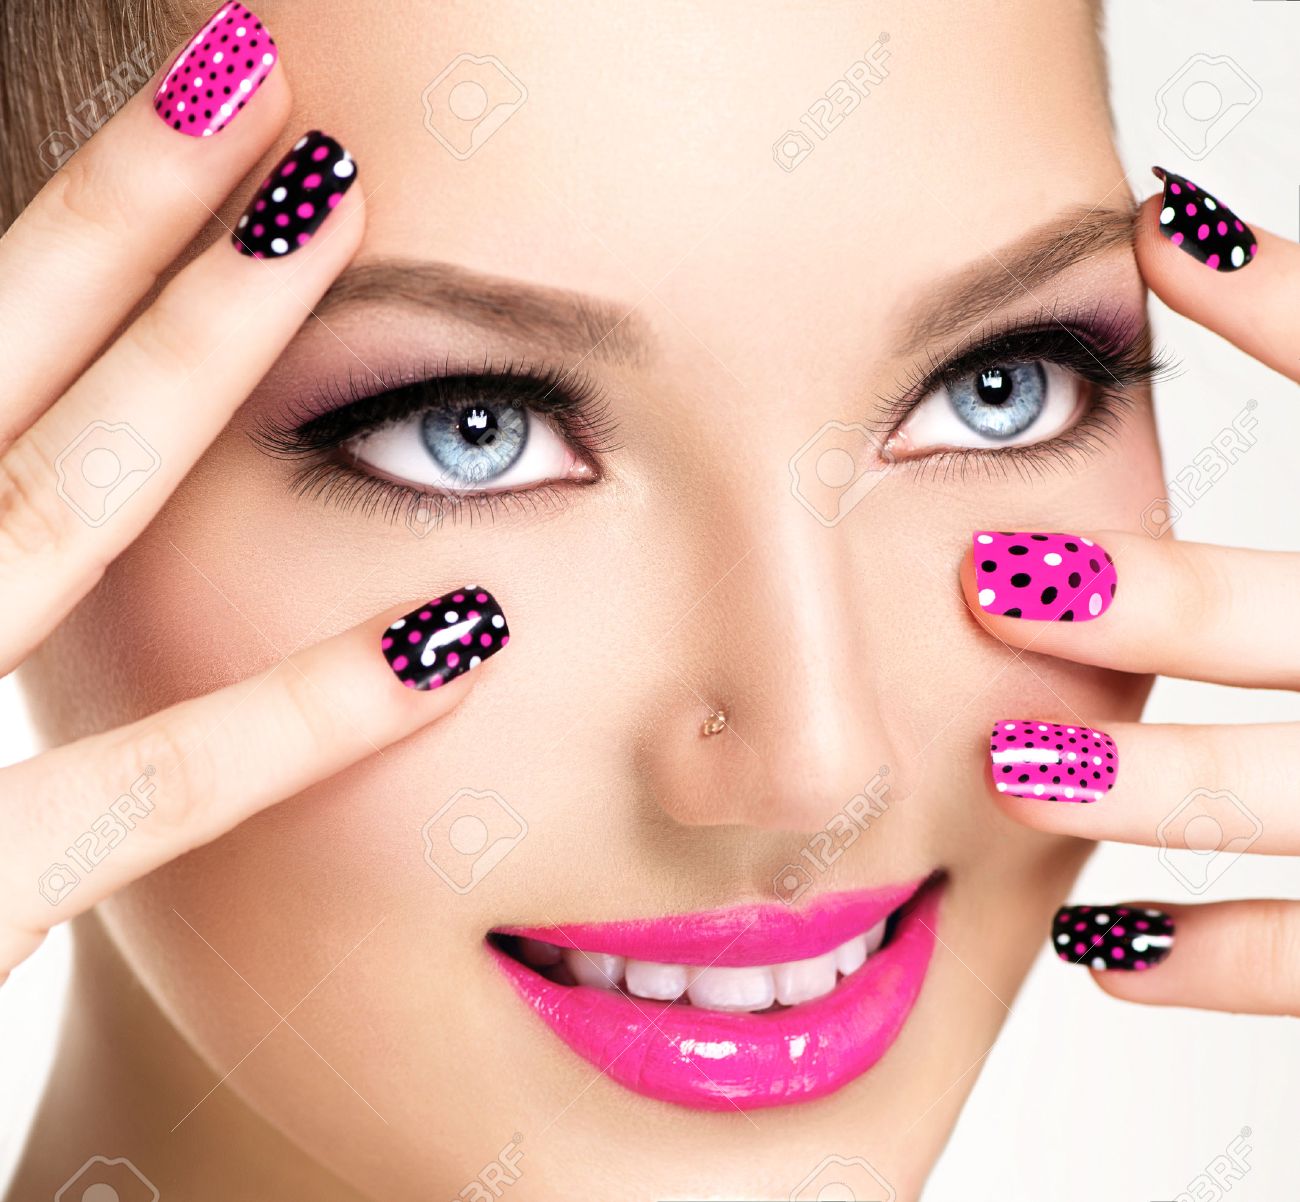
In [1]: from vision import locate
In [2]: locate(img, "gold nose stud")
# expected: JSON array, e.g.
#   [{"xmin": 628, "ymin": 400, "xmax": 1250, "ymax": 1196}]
[{"xmin": 701, "ymin": 709, "xmax": 728, "ymax": 737}]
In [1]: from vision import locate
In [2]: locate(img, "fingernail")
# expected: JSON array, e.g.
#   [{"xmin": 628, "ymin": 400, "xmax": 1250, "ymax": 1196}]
[
  {"xmin": 973, "ymin": 532, "xmax": 1116, "ymax": 621},
  {"xmin": 232, "ymin": 132, "xmax": 356, "ymax": 258},
  {"xmin": 1052, "ymin": 905, "xmax": 1174, "ymax": 971},
  {"xmin": 154, "ymin": 3, "xmax": 277, "ymax": 137},
  {"xmin": 382, "ymin": 588, "xmax": 509, "ymax": 690},
  {"xmin": 1152, "ymin": 166, "xmax": 1256, "ymax": 272},
  {"xmin": 989, "ymin": 720, "xmax": 1118, "ymax": 803}
]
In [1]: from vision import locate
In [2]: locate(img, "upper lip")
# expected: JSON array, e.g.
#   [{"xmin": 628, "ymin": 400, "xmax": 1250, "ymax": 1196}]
[{"xmin": 493, "ymin": 877, "xmax": 924, "ymax": 966}]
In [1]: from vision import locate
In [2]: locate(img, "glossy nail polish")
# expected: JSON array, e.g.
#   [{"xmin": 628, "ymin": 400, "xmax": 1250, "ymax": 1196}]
[
  {"xmin": 232, "ymin": 132, "xmax": 356, "ymax": 257},
  {"xmin": 154, "ymin": 3, "xmax": 276, "ymax": 137},
  {"xmin": 1053, "ymin": 905, "xmax": 1174, "ymax": 971},
  {"xmin": 1153, "ymin": 167, "xmax": 1256, "ymax": 272},
  {"xmin": 382, "ymin": 588, "xmax": 509, "ymax": 690},
  {"xmin": 973, "ymin": 531, "xmax": 1116, "ymax": 621},
  {"xmin": 989, "ymin": 720, "xmax": 1118, "ymax": 803}
]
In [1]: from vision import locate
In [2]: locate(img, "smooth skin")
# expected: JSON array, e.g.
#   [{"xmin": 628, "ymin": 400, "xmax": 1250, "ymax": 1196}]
[{"xmin": 965, "ymin": 198, "xmax": 1300, "ymax": 1017}]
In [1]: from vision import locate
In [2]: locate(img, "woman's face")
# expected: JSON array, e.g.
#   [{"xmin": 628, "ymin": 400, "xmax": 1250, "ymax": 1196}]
[{"xmin": 25, "ymin": 0, "xmax": 1159, "ymax": 1197}]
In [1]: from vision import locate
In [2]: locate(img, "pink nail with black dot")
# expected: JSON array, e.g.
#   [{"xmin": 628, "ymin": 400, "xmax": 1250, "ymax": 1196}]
[
  {"xmin": 232, "ymin": 131, "xmax": 356, "ymax": 258},
  {"xmin": 382, "ymin": 588, "xmax": 509, "ymax": 690},
  {"xmin": 989, "ymin": 720, "xmax": 1118, "ymax": 804},
  {"xmin": 1152, "ymin": 167, "xmax": 1256, "ymax": 272},
  {"xmin": 154, "ymin": 3, "xmax": 276, "ymax": 137},
  {"xmin": 973, "ymin": 532, "xmax": 1116, "ymax": 621}
]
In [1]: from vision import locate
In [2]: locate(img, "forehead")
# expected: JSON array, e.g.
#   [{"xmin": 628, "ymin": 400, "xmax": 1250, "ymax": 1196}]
[{"xmin": 269, "ymin": 1, "xmax": 1114, "ymax": 339}]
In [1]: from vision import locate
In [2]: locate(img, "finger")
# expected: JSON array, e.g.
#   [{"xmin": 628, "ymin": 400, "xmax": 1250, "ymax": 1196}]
[
  {"xmin": 1, "ymin": 590, "xmax": 511, "ymax": 974},
  {"xmin": 0, "ymin": 131, "xmax": 363, "ymax": 673},
  {"xmin": 0, "ymin": 3, "xmax": 290, "ymax": 438},
  {"xmin": 962, "ymin": 529, "xmax": 1300, "ymax": 688},
  {"xmin": 1136, "ymin": 167, "xmax": 1298, "ymax": 382},
  {"xmin": 1052, "ymin": 899, "xmax": 1300, "ymax": 1016},
  {"xmin": 986, "ymin": 718, "xmax": 1291, "ymax": 855}
]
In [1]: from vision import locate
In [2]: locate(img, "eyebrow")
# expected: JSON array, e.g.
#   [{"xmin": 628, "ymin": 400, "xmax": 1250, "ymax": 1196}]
[
  {"xmin": 315, "ymin": 259, "xmax": 649, "ymax": 367},
  {"xmin": 898, "ymin": 205, "xmax": 1138, "ymax": 354}
]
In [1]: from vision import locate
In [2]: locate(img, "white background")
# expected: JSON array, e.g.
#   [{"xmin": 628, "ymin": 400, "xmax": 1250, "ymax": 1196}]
[{"xmin": 2, "ymin": 2, "xmax": 1298, "ymax": 1198}]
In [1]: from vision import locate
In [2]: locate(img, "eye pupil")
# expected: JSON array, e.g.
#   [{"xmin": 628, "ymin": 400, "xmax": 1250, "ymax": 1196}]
[
  {"xmin": 976, "ymin": 367, "xmax": 1012, "ymax": 405},
  {"xmin": 459, "ymin": 406, "xmax": 500, "ymax": 447}
]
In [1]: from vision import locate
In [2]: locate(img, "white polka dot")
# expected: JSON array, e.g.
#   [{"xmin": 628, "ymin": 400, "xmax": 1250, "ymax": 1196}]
[
  {"xmin": 236, "ymin": 25, "xmax": 247, "ymax": 36},
  {"xmin": 1066, "ymin": 752, "xmax": 1077, "ymax": 760},
  {"xmin": 978, "ymin": 588, "xmax": 996, "ymax": 607},
  {"xmin": 333, "ymin": 157, "xmax": 355, "ymax": 179},
  {"xmin": 1043, "ymin": 552, "xmax": 1062, "ymax": 566},
  {"xmin": 1145, "ymin": 908, "xmax": 1160, "ymax": 916},
  {"xmin": 202, "ymin": 128, "xmax": 214, "ymax": 137},
  {"xmin": 262, "ymin": 52, "xmax": 274, "ymax": 65},
  {"xmin": 220, "ymin": 103, "xmax": 233, "ymax": 116},
  {"xmin": 1204, "ymin": 196, "xmax": 1217, "ymax": 210},
  {"xmin": 1067, "ymin": 727, "xmax": 1076, "ymax": 734},
  {"xmin": 271, "ymin": 186, "xmax": 287, "ymax": 202},
  {"xmin": 1003, "ymin": 722, "xmax": 1016, "ymax": 730},
  {"xmin": 239, "ymin": 78, "xmax": 253, "ymax": 93},
  {"xmin": 237, "ymin": 215, "xmax": 248, "ymax": 228},
  {"xmin": 1081, "ymin": 537, "xmax": 1094, "ymax": 546},
  {"xmin": 1159, "ymin": 206, "xmax": 1174, "ymax": 225},
  {"xmin": 1037, "ymin": 724, "xmax": 1048, "ymax": 731},
  {"xmin": 390, "ymin": 618, "xmax": 406, "ymax": 629},
  {"xmin": 1064, "ymin": 788, "xmax": 1075, "ymax": 799},
  {"xmin": 1093, "ymin": 756, "xmax": 1102, "ymax": 765},
  {"xmin": 976, "ymin": 534, "xmax": 994, "ymax": 544},
  {"xmin": 1033, "ymin": 784, "xmax": 1045, "ymax": 795},
  {"xmin": 995, "ymin": 782, "xmax": 1007, "ymax": 792},
  {"xmin": 444, "ymin": 610, "xmax": 459, "ymax": 622},
  {"xmin": 191, "ymin": 74, "xmax": 204, "ymax": 87},
  {"xmin": 294, "ymin": 135, "xmax": 308, "ymax": 149},
  {"xmin": 491, "ymin": 615, "xmax": 504, "ymax": 628},
  {"xmin": 214, "ymin": 51, "xmax": 224, "ymax": 63},
  {"xmin": 1088, "ymin": 593, "xmax": 1103, "ymax": 616},
  {"xmin": 270, "ymin": 237, "xmax": 289, "ymax": 254},
  {"xmin": 1091, "ymin": 957, "xmax": 1106, "ymax": 970},
  {"xmin": 1056, "ymin": 933, "xmax": 1069, "ymax": 944},
  {"xmin": 1095, "ymin": 913, "xmax": 1110, "ymax": 924},
  {"xmin": 1132, "ymin": 936, "xmax": 1150, "ymax": 953},
  {"xmin": 470, "ymin": 656, "xmax": 482, "ymax": 668},
  {"xmin": 176, "ymin": 101, "xmax": 186, "ymax": 111},
  {"xmin": 1231, "ymin": 245, "xmax": 1245, "ymax": 267}
]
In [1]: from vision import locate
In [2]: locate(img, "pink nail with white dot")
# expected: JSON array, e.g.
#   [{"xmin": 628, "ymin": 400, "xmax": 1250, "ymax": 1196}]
[
  {"xmin": 972, "ymin": 531, "xmax": 1116, "ymax": 621},
  {"xmin": 154, "ymin": 3, "xmax": 277, "ymax": 137},
  {"xmin": 989, "ymin": 720, "xmax": 1118, "ymax": 804}
]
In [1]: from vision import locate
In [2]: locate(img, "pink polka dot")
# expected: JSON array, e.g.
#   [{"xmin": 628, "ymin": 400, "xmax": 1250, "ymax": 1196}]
[
  {"xmin": 1135, "ymin": 920, "xmax": 1149, "ymax": 930},
  {"xmin": 1112, "ymin": 926, "xmax": 1125, "ymax": 936},
  {"xmin": 252, "ymin": 223, "xmax": 264, "ymax": 236},
  {"xmin": 1216, "ymin": 220, "xmax": 1227, "ymax": 236},
  {"xmin": 1250, "ymin": 243, "xmax": 1257, "ymax": 255},
  {"xmin": 1205, "ymin": 254, "xmax": 1220, "ymax": 269},
  {"xmin": 431, "ymin": 597, "xmax": 442, "ymax": 606},
  {"xmin": 446, "ymin": 653, "xmax": 460, "ymax": 668},
  {"xmin": 403, "ymin": 679, "xmax": 416, "ymax": 688},
  {"xmin": 453, "ymin": 593, "xmax": 465, "ymax": 602},
  {"xmin": 419, "ymin": 611, "xmax": 432, "ymax": 620},
  {"xmin": 392, "ymin": 655, "xmax": 408, "ymax": 670},
  {"xmin": 408, "ymin": 630, "xmax": 421, "ymax": 644},
  {"xmin": 501, "ymin": 635, "xmax": 509, "ymax": 646},
  {"xmin": 1170, "ymin": 232, "xmax": 1184, "ymax": 246},
  {"xmin": 254, "ymin": 199, "xmax": 266, "ymax": 211},
  {"xmin": 480, "ymin": 634, "xmax": 493, "ymax": 647},
  {"xmin": 303, "ymin": 172, "xmax": 323, "ymax": 189},
  {"xmin": 1074, "ymin": 942, "xmax": 1085, "ymax": 954},
  {"xmin": 1134, "ymin": 960, "xmax": 1148, "ymax": 970},
  {"xmin": 312, "ymin": 145, "xmax": 330, "ymax": 161},
  {"xmin": 1111, "ymin": 947, "xmax": 1125, "ymax": 959},
  {"xmin": 1234, "ymin": 219, "xmax": 1244, "ymax": 231},
  {"xmin": 296, "ymin": 232, "xmax": 311, "ymax": 246},
  {"xmin": 280, "ymin": 159, "xmax": 297, "ymax": 176},
  {"xmin": 430, "ymin": 675, "xmax": 444, "ymax": 689},
  {"xmin": 476, "ymin": 592, "xmax": 488, "ymax": 602},
  {"xmin": 1196, "ymin": 223, "xmax": 1209, "ymax": 240},
  {"xmin": 1090, "ymin": 934, "xmax": 1102, "ymax": 946},
  {"xmin": 460, "ymin": 634, "xmax": 473, "ymax": 645},
  {"xmin": 297, "ymin": 202, "xmax": 315, "ymax": 219},
  {"xmin": 1170, "ymin": 182, "xmax": 1181, "ymax": 194},
  {"xmin": 327, "ymin": 192, "xmax": 343, "ymax": 209},
  {"xmin": 274, "ymin": 213, "xmax": 289, "ymax": 226},
  {"xmin": 1185, "ymin": 202, "xmax": 1197, "ymax": 216},
  {"xmin": 381, "ymin": 637, "xmax": 393, "ymax": 650},
  {"xmin": 467, "ymin": 610, "xmax": 480, "ymax": 621}
]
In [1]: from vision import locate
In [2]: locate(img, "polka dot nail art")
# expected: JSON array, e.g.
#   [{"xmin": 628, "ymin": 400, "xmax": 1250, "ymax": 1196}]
[
  {"xmin": 989, "ymin": 720, "xmax": 1118, "ymax": 804},
  {"xmin": 153, "ymin": 4, "xmax": 276, "ymax": 137},
  {"xmin": 382, "ymin": 588, "xmax": 509, "ymax": 690},
  {"xmin": 973, "ymin": 531, "xmax": 1116, "ymax": 621},
  {"xmin": 1053, "ymin": 905, "xmax": 1174, "ymax": 972},
  {"xmin": 1153, "ymin": 167, "xmax": 1256, "ymax": 272},
  {"xmin": 232, "ymin": 131, "xmax": 356, "ymax": 258}
]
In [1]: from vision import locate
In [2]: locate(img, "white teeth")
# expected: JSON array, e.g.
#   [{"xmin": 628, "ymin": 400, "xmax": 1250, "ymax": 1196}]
[
  {"xmin": 625, "ymin": 960, "xmax": 690, "ymax": 1001},
  {"xmin": 564, "ymin": 949, "xmax": 624, "ymax": 989},
  {"xmin": 834, "ymin": 933, "xmax": 869, "ymax": 977},
  {"xmin": 687, "ymin": 965, "xmax": 776, "ymax": 1012},
  {"xmin": 863, "ymin": 918, "xmax": 888, "ymax": 954},
  {"xmin": 518, "ymin": 938, "xmax": 562, "ymax": 967},
  {"xmin": 773, "ymin": 951, "xmax": 838, "ymax": 1006}
]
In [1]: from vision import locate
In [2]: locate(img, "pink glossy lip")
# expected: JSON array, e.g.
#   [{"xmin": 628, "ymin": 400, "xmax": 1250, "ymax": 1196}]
[{"xmin": 489, "ymin": 876, "xmax": 942, "ymax": 1110}]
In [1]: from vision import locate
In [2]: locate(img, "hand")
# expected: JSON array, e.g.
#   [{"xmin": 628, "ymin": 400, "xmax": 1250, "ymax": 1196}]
[
  {"xmin": 0, "ymin": 25, "xmax": 505, "ymax": 982},
  {"xmin": 964, "ymin": 166, "xmax": 1300, "ymax": 1014}
]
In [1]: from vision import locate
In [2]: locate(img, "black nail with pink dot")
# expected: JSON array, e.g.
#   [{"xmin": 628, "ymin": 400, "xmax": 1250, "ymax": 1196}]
[
  {"xmin": 381, "ymin": 588, "xmax": 509, "ymax": 690},
  {"xmin": 232, "ymin": 131, "xmax": 356, "ymax": 258},
  {"xmin": 1053, "ymin": 904, "xmax": 1174, "ymax": 972},
  {"xmin": 1153, "ymin": 167, "xmax": 1256, "ymax": 272}
]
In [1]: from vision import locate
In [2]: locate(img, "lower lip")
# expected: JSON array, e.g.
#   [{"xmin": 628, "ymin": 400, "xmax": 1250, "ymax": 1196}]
[{"xmin": 488, "ymin": 879, "xmax": 942, "ymax": 1111}]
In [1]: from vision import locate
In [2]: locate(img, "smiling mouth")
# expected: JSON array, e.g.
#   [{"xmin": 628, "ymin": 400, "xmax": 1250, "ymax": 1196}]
[{"xmin": 487, "ymin": 874, "xmax": 944, "ymax": 1110}]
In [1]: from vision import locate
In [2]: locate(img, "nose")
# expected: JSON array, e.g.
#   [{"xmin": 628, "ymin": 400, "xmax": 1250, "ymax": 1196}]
[{"xmin": 635, "ymin": 499, "xmax": 901, "ymax": 834}]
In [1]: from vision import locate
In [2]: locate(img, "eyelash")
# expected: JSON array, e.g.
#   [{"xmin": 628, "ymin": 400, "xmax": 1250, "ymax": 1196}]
[
  {"xmin": 872, "ymin": 305, "xmax": 1173, "ymax": 484},
  {"xmin": 254, "ymin": 358, "xmax": 620, "ymax": 527},
  {"xmin": 256, "ymin": 309, "xmax": 1171, "ymax": 524}
]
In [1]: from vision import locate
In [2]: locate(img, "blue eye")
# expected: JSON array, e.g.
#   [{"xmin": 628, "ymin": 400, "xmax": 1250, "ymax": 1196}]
[
  {"xmin": 893, "ymin": 359, "xmax": 1082, "ymax": 454},
  {"xmin": 948, "ymin": 363, "xmax": 1045, "ymax": 439},
  {"xmin": 420, "ymin": 403, "xmax": 529, "ymax": 486}
]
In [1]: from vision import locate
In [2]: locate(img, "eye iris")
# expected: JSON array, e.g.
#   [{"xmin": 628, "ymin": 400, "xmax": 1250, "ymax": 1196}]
[
  {"xmin": 421, "ymin": 403, "xmax": 527, "ymax": 485},
  {"xmin": 950, "ymin": 362, "xmax": 1045, "ymax": 440}
]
